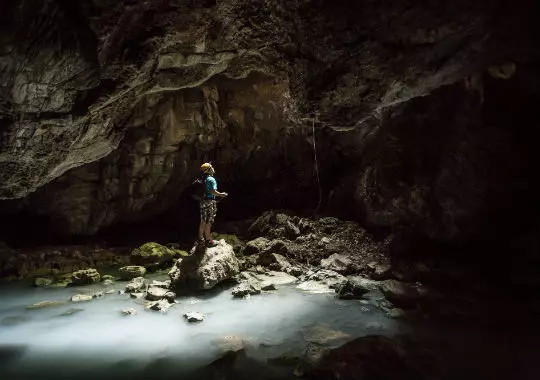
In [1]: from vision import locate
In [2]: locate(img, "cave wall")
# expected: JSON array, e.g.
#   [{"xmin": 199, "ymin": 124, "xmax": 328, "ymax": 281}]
[{"xmin": 0, "ymin": 0, "xmax": 538, "ymax": 243}]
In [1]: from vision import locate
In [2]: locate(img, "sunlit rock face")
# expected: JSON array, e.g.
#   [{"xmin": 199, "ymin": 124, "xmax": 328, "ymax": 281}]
[{"xmin": 0, "ymin": 0, "xmax": 538, "ymax": 238}]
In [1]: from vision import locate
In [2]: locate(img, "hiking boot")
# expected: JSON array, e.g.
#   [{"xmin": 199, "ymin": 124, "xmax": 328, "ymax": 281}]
[{"xmin": 205, "ymin": 239, "xmax": 218, "ymax": 248}]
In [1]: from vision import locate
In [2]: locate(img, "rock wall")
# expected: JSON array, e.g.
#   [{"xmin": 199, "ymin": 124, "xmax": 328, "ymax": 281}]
[{"xmin": 1, "ymin": 0, "xmax": 538, "ymax": 242}]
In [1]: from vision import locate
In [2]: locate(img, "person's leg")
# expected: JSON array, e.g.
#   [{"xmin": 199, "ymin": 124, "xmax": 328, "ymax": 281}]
[
  {"xmin": 204, "ymin": 222, "xmax": 212, "ymax": 240},
  {"xmin": 198, "ymin": 219, "xmax": 206, "ymax": 240}
]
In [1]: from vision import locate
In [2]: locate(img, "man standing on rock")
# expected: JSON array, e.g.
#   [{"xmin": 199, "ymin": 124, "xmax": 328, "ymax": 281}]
[{"xmin": 198, "ymin": 163, "xmax": 228, "ymax": 247}]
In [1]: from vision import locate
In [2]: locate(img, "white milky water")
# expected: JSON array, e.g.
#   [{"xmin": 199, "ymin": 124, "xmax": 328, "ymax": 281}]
[{"xmin": 0, "ymin": 273, "xmax": 403, "ymax": 380}]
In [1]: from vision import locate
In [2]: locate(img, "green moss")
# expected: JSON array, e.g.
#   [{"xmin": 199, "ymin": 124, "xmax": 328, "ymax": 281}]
[
  {"xmin": 211, "ymin": 233, "xmax": 243, "ymax": 249},
  {"xmin": 172, "ymin": 250, "xmax": 189, "ymax": 258}
]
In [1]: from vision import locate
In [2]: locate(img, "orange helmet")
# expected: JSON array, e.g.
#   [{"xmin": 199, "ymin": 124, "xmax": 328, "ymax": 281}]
[{"xmin": 200, "ymin": 162, "xmax": 214, "ymax": 174}]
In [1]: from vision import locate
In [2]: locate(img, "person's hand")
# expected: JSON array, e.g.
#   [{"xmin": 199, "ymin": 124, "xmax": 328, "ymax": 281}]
[{"xmin": 221, "ymin": 192, "xmax": 228, "ymax": 198}]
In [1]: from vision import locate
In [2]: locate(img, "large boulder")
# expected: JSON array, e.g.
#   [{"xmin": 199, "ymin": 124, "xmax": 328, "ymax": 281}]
[
  {"xmin": 130, "ymin": 242, "xmax": 187, "ymax": 269},
  {"xmin": 118, "ymin": 266, "xmax": 146, "ymax": 280},
  {"xmin": 170, "ymin": 240, "xmax": 239, "ymax": 291},
  {"xmin": 71, "ymin": 269, "xmax": 100, "ymax": 285},
  {"xmin": 297, "ymin": 270, "xmax": 347, "ymax": 293},
  {"xmin": 335, "ymin": 277, "xmax": 379, "ymax": 299},
  {"xmin": 242, "ymin": 237, "xmax": 270, "ymax": 255},
  {"xmin": 380, "ymin": 280, "xmax": 420, "ymax": 308},
  {"xmin": 248, "ymin": 211, "xmax": 301, "ymax": 240},
  {"xmin": 320, "ymin": 253, "xmax": 356, "ymax": 275},
  {"xmin": 125, "ymin": 277, "xmax": 146, "ymax": 292}
]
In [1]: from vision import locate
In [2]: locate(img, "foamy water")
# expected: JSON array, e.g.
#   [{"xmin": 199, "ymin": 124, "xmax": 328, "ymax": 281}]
[{"xmin": 0, "ymin": 273, "xmax": 402, "ymax": 379}]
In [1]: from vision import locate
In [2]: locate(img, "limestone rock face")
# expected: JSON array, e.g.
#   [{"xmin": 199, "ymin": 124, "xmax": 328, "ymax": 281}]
[
  {"xmin": 171, "ymin": 240, "xmax": 239, "ymax": 292},
  {"xmin": 0, "ymin": 0, "xmax": 535, "ymax": 240}
]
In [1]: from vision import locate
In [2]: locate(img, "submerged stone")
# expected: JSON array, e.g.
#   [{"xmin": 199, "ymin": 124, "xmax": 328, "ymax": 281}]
[
  {"xmin": 57, "ymin": 308, "xmax": 84, "ymax": 317},
  {"xmin": 71, "ymin": 294, "xmax": 93, "ymax": 302},
  {"xmin": 184, "ymin": 311, "xmax": 204, "ymax": 322},
  {"xmin": 27, "ymin": 300, "xmax": 66, "ymax": 309}
]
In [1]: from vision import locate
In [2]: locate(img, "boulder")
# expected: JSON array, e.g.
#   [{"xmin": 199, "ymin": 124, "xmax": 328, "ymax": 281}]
[
  {"xmin": 368, "ymin": 262, "xmax": 392, "ymax": 280},
  {"xmin": 171, "ymin": 240, "xmax": 239, "ymax": 291},
  {"xmin": 320, "ymin": 253, "xmax": 355, "ymax": 275},
  {"xmin": 297, "ymin": 270, "xmax": 347, "ymax": 293},
  {"xmin": 335, "ymin": 277, "xmax": 379, "ymax": 299},
  {"xmin": 125, "ymin": 277, "xmax": 146, "ymax": 292},
  {"xmin": 247, "ymin": 211, "xmax": 300, "ymax": 240},
  {"xmin": 164, "ymin": 291, "xmax": 176, "ymax": 303},
  {"xmin": 231, "ymin": 281, "xmax": 261, "ymax": 298},
  {"xmin": 71, "ymin": 294, "xmax": 93, "ymax": 302},
  {"xmin": 184, "ymin": 311, "xmax": 205, "ymax": 322},
  {"xmin": 260, "ymin": 281, "xmax": 276, "ymax": 291},
  {"xmin": 102, "ymin": 279, "xmax": 115, "ymax": 286},
  {"xmin": 257, "ymin": 252, "xmax": 291, "ymax": 271},
  {"xmin": 71, "ymin": 269, "xmax": 101, "ymax": 285},
  {"xmin": 131, "ymin": 242, "xmax": 186, "ymax": 269},
  {"xmin": 118, "ymin": 266, "xmax": 146, "ymax": 280},
  {"xmin": 380, "ymin": 280, "xmax": 420, "ymax": 308},
  {"xmin": 33, "ymin": 277, "xmax": 53, "ymax": 287},
  {"xmin": 146, "ymin": 286, "xmax": 168, "ymax": 301},
  {"xmin": 211, "ymin": 233, "xmax": 243, "ymax": 253},
  {"xmin": 146, "ymin": 299, "xmax": 172, "ymax": 312},
  {"xmin": 242, "ymin": 237, "xmax": 270, "ymax": 255},
  {"xmin": 150, "ymin": 280, "xmax": 170, "ymax": 289}
]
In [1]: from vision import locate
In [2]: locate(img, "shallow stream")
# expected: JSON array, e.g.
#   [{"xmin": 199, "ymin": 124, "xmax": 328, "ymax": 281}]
[{"xmin": 0, "ymin": 273, "xmax": 404, "ymax": 380}]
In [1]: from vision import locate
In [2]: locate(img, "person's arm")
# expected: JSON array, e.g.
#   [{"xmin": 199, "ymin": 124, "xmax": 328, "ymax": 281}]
[{"xmin": 212, "ymin": 189, "xmax": 228, "ymax": 197}]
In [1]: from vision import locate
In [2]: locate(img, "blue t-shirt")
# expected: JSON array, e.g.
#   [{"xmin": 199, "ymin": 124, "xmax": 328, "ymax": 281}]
[{"xmin": 205, "ymin": 176, "xmax": 217, "ymax": 199}]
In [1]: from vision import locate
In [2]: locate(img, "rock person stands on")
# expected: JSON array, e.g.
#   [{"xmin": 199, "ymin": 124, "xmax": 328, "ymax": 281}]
[{"xmin": 198, "ymin": 163, "xmax": 228, "ymax": 247}]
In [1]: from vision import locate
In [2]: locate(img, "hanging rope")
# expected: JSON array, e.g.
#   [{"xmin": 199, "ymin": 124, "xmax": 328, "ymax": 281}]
[{"xmin": 312, "ymin": 117, "xmax": 322, "ymax": 215}]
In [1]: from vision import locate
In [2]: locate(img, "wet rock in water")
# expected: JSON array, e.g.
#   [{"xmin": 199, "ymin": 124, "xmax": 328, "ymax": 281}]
[
  {"xmin": 130, "ymin": 292, "xmax": 144, "ymax": 299},
  {"xmin": 150, "ymin": 280, "xmax": 170, "ymax": 289},
  {"xmin": 118, "ymin": 290, "xmax": 125, "ymax": 295},
  {"xmin": 101, "ymin": 275, "xmax": 115, "ymax": 282},
  {"xmin": 368, "ymin": 262, "xmax": 392, "ymax": 280},
  {"xmin": 320, "ymin": 254, "xmax": 356, "ymax": 275},
  {"xmin": 27, "ymin": 300, "xmax": 66, "ymax": 309},
  {"xmin": 307, "ymin": 335, "xmax": 428, "ymax": 380},
  {"xmin": 102, "ymin": 279, "xmax": 115, "ymax": 286},
  {"xmin": 184, "ymin": 311, "xmax": 204, "ymax": 322},
  {"xmin": 57, "ymin": 308, "xmax": 84, "ymax": 317},
  {"xmin": 121, "ymin": 308, "xmax": 137, "ymax": 316},
  {"xmin": 242, "ymin": 237, "xmax": 270, "ymax": 255},
  {"xmin": 335, "ymin": 277, "xmax": 378, "ymax": 299},
  {"xmin": 2, "ymin": 316, "xmax": 28, "ymax": 325},
  {"xmin": 71, "ymin": 294, "xmax": 93, "ymax": 302},
  {"xmin": 125, "ymin": 277, "xmax": 146, "ymax": 292},
  {"xmin": 164, "ymin": 291, "xmax": 176, "ymax": 303},
  {"xmin": 118, "ymin": 266, "xmax": 146, "ymax": 280},
  {"xmin": 388, "ymin": 308, "xmax": 406, "ymax": 319},
  {"xmin": 297, "ymin": 270, "xmax": 347, "ymax": 293},
  {"xmin": 380, "ymin": 279, "xmax": 420, "ymax": 308},
  {"xmin": 131, "ymin": 242, "xmax": 183, "ymax": 269},
  {"xmin": 231, "ymin": 281, "xmax": 261, "ymax": 298},
  {"xmin": 171, "ymin": 240, "xmax": 239, "ymax": 291},
  {"xmin": 105, "ymin": 289, "xmax": 116, "ymax": 294},
  {"xmin": 33, "ymin": 277, "xmax": 53, "ymax": 287},
  {"xmin": 93, "ymin": 291, "xmax": 104, "ymax": 298},
  {"xmin": 260, "ymin": 281, "xmax": 276, "ymax": 291},
  {"xmin": 71, "ymin": 269, "xmax": 101, "ymax": 285},
  {"xmin": 302, "ymin": 324, "xmax": 352, "ymax": 346},
  {"xmin": 146, "ymin": 286, "xmax": 168, "ymax": 301},
  {"xmin": 146, "ymin": 299, "xmax": 172, "ymax": 312}
]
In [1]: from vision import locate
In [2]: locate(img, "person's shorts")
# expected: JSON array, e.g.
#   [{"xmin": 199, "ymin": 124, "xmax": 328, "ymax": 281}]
[{"xmin": 200, "ymin": 199, "xmax": 217, "ymax": 224}]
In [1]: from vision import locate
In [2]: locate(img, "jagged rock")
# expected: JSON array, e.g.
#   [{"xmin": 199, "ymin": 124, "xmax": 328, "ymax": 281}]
[
  {"xmin": 335, "ymin": 278, "xmax": 375, "ymax": 299},
  {"xmin": 118, "ymin": 266, "xmax": 146, "ymax": 280},
  {"xmin": 368, "ymin": 262, "xmax": 392, "ymax": 280},
  {"xmin": 146, "ymin": 286, "xmax": 168, "ymax": 301},
  {"xmin": 307, "ymin": 336, "xmax": 429, "ymax": 380},
  {"xmin": 231, "ymin": 281, "xmax": 261, "ymax": 298},
  {"xmin": 212, "ymin": 234, "xmax": 243, "ymax": 253},
  {"xmin": 146, "ymin": 299, "xmax": 172, "ymax": 312},
  {"xmin": 121, "ymin": 308, "xmax": 137, "ymax": 316},
  {"xmin": 297, "ymin": 270, "xmax": 347, "ymax": 293},
  {"xmin": 260, "ymin": 281, "xmax": 276, "ymax": 291},
  {"xmin": 242, "ymin": 237, "xmax": 270, "ymax": 255},
  {"xmin": 71, "ymin": 294, "xmax": 93, "ymax": 302},
  {"xmin": 380, "ymin": 280, "xmax": 420, "ymax": 308},
  {"xmin": 184, "ymin": 311, "xmax": 204, "ymax": 322},
  {"xmin": 151, "ymin": 280, "xmax": 170, "ymax": 289},
  {"xmin": 164, "ymin": 291, "xmax": 176, "ymax": 303},
  {"xmin": 257, "ymin": 252, "xmax": 291, "ymax": 272},
  {"xmin": 125, "ymin": 277, "xmax": 146, "ymax": 292},
  {"xmin": 171, "ymin": 240, "xmax": 239, "ymax": 291},
  {"xmin": 320, "ymin": 253, "xmax": 356, "ymax": 275},
  {"xmin": 71, "ymin": 269, "xmax": 101, "ymax": 285},
  {"xmin": 33, "ymin": 277, "xmax": 52, "ymax": 287}
]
